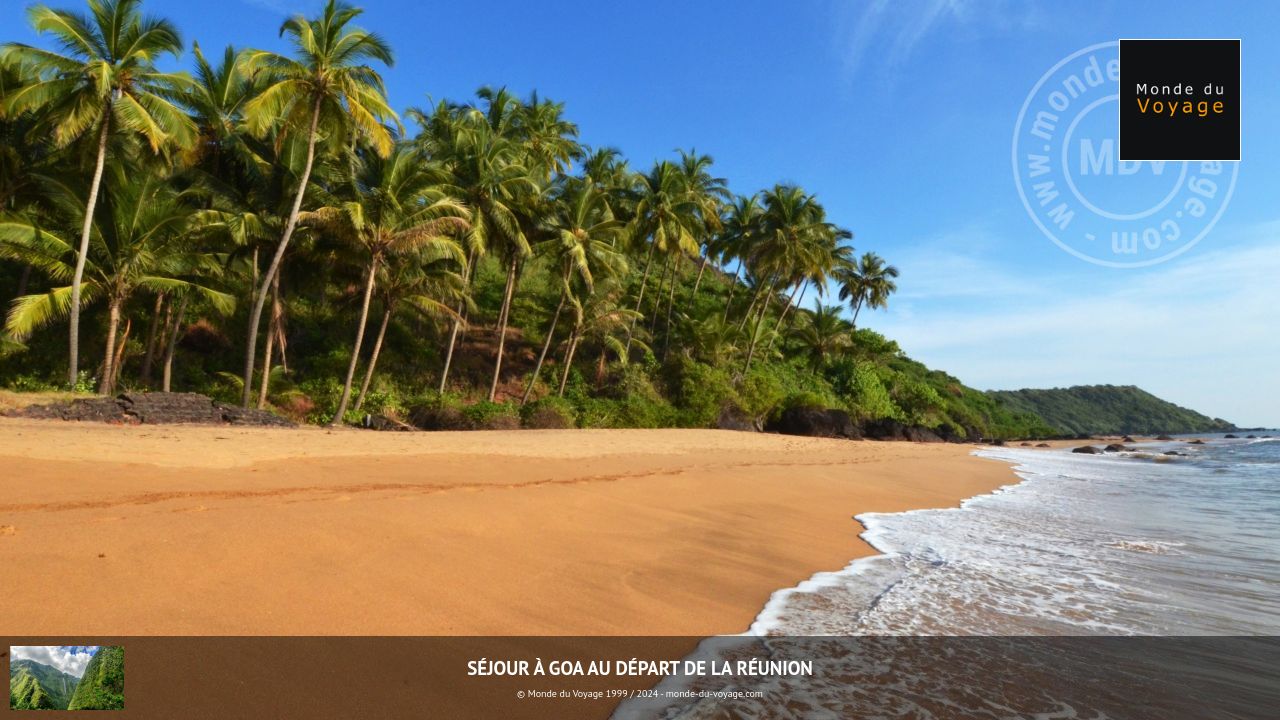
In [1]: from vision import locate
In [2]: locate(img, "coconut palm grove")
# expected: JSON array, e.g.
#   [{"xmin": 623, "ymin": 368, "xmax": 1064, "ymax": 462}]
[{"xmin": 0, "ymin": 0, "xmax": 1057, "ymax": 438}]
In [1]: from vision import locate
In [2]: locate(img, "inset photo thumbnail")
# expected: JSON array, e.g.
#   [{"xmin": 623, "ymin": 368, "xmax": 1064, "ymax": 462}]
[{"xmin": 9, "ymin": 645, "xmax": 124, "ymax": 711}]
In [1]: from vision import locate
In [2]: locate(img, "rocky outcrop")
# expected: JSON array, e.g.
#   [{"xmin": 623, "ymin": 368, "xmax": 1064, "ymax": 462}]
[
  {"xmin": 767, "ymin": 407, "xmax": 861, "ymax": 439},
  {"xmin": 7, "ymin": 392, "xmax": 294, "ymax": 427},
  {"xmin": 1072, "ymin": 445, "xmax": 1101, "ymax": 454}
]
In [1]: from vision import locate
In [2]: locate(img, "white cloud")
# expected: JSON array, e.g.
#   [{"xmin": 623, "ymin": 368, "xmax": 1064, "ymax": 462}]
[
  {"xmin": 830, "ymin": 0, "xmax": 1043, "ymax": 81},
  {"xmin": 871, "ymin": 230, "xmax": 1280, "ymax": 427},
  {"xmin": 10, "ymin": 646, "xmax": 98, "ymax": 678}
]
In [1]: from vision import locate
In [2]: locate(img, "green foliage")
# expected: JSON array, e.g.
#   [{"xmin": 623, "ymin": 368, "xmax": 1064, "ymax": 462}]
[
  {"xmin": 988, "ymin": 385, "xmax": 1236, "ymax": 436},
  {"xmin": 826, "ymin": 359, "xmax": 901, "ymax": 421},
  {"xmin": 520, "ymin": 396, "xmax": 577, "ymax": 429},
  {"xmin": 461, "ymin": 400, "xmax": 520, "ymax": 429},
  {"xmin": 9, "ymin": 659, "xmax": 78, "ymax": 710},
  {"xmin": 67, "ymin": 646, "xmax": 124, "ymax": 711},
  {"xmin": 666, "ymin": 359, "xmax": 737, "ymax": 428}
]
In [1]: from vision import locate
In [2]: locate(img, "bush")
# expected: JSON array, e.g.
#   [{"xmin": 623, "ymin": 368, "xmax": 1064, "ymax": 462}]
[
  {"xmin": 521, "ymin": 396, "xmax": 577, "ymax": 429},
  {"xmin": 830, "ymin": 360, "xmax": 901, "ymax": 421},
  {"xmin": 461, "ymin": 400, "xmax": 520, "ymax": 430},
  {"xmin": 667, "ymin": 359, "xmax": 738, "ymax": 428}
]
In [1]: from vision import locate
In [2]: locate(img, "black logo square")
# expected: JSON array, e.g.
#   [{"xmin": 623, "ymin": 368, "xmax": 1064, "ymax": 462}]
[{"xmin": 1119, "ymin": 39, "xmax": 1240, "ymax": 161}]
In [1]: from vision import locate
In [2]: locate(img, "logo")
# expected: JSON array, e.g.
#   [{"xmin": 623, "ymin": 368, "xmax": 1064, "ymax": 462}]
[{"xmin": 1012, "ymin": 42, "xmax": 1238, "ymax": 268}]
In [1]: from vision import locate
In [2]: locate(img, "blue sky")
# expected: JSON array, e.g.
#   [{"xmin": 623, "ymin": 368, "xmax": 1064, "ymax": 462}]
[{"xmin": 2, "ymin": 0, "xmax": 1276, "ymax": 425}]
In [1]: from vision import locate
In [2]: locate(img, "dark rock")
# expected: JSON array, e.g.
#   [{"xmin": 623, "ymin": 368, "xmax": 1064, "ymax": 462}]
[
  {"xmin": 906, "ymin": 426, "xmax": 943, "ymax": 443},
  {"xmin": 768, "ymin": 407, "xmax": 861, "ymax": 439},
  {"xmin": 215, "ymin": 403, "xmax": 295, "ymax": 427},
  {"xmin": 10, "ymin": 392, "xmax": 293, "ymax": 427},
  {"xmin": 862, "ymin": 418, "xmax": 907, "ymax": 441},
  {"xmin": 1103, "ymin": 443, "xmax": 1128, "ymax": 452},
  {"xmin": 1224, "ymin": 434, "xmax": 1239, "ymax": 439},
  {"xmin": 1246, "ymin": 435, "xmax": 1257, "ymax": 439},
  {"xmin": 1020, "ymin": 442, "xmax": 1032, "ymax": 446},
  {"xmin": 1036, "ymin": 443, "xmax": 1051, "ymax": 448},
  {"xmin": 1188, "ymin": 439, "xmax": 1206, "ymax": 445},
  {"xmin": 1122, "ymin": 435, "xmax": 1136, "ymax": 443},
  {"xmin": 1163, "ymin": 450, "xmax": 1182, "ymax": 456},
  {"xmin": 1072, "ymin": 446, "xmax": 1101, "ymax": 454},
  {"xmin": 1156, "ymin": 435, "xmax": 1174, "ymax": 440},
  {"xmin": 716, "ymin": 405, "xmax": 759, "ymax": 432},
  {"xmin": 121, "ymin": 392, "xmax": 222, "ymax": 424}
]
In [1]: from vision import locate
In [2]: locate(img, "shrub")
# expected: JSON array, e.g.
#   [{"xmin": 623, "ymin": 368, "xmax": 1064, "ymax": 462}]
[
  {"xmin": 462, "ymin": 400, "xmax": 520, "ymax": 430},
  {"xmin": 667, "ymin": 359, "xmax": 738, "ymax": 428},
  {"xmin": 521, "ymin": 396, "xmax": 577, "ymax": 429}
]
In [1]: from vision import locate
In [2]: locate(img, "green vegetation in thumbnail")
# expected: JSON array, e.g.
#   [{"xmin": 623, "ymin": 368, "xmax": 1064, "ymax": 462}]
[
  {"xmin": 9, "ymin": 659, "xmax": 78, "ymax": 710},
  {"xmin": 66, "ymin": 646, "xmax": 124, "ymax": 711}
]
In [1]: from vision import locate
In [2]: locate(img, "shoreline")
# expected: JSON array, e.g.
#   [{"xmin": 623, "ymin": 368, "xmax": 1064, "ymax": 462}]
[{"xmin": 0, "ymin": 419, "xmax": 1017, "ymax": 636}]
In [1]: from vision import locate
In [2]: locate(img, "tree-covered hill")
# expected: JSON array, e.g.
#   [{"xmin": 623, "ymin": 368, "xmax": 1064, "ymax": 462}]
[
  {"xmin": 66, "ymin": 646, "xmax": 124, "ymax": 711},
  {"xmin": 0, "ymin": 0, "xmax": 1196, "ymax": 443},
  {"xmin": 9, "ymin": 659, "xmax": 79, "ymax": 710},
  {"xmin": 988, "ymin": 385, "xmax": 1236, "ymax": 436}
]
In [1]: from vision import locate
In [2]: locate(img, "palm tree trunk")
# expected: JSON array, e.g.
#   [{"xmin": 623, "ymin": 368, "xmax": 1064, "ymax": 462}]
[
  {"xmin": 624, "ymin": 240, "xmax": 658, "ymax": 354},
  {"xmin": 332, "ymin": 255, "xmax": 379, "ymax": 425},
  {"xmin": 662, "ymin": 256, "xmax": 681, "ymax": 357},
  {"xmin": 738, "ymin": 278, "xmax": 773, "ymax": 333},
  {"xmin": 557, "ymin": 328, "xmax": 580, "ymax": 397},
  {"xmin": 256, "ymin": 275, "xmax": 282, "ymax": 410},
  {"xmin": 15, "ymin": 266, "xmax": 31, "ymax": 299},
  {"xmin": 766, "ymin": 281, "xmax": 806, "ymax": 354},
  {"xmin": 161, "ymin": 296, "xmax": 189, "ymax": 392},
  {"xmin": 850, "ymin": 297, "xmax": 865, "ymax": 330},
  {"xmin": 98, "ymin": 296, "xmax": 123, "ymax": 395},
  {"xmin": 691, "ymin": 254, "xmax": 709, "ymax": 299},
  {"xmin": 487, "ymin": 257, "xmax": 519, "ymax": 402},
  {"xmin": 241, "ymin": 94, "xmax": 323, "ymax": 406},
  {"xmin": 721, "ymin": 264, "xmax": 742, "ymax": 323},
  {"xmin": 649, "ymin": 254, "xmax": 672, "ymax": 334},
  {"xmin": 139, "ymin": 293, "xmax": 165, "ymax": 387},
  {"xmin": 110, "ymin": 318, "xmax": 131, "ymax": 391},
  {"xmin": 438, "ymin": 247, "xmax": 477, "ymax": 393},
  {"xmin": 353, "ymin": 305, "xmax": 392, "ymax": 414},
  {"xmin": 521, "ymin": 289, "xmax": 566, "ymax": 405},
  {"xmin": 68, "ymin": 112, "xmax": 111, "ymax": 388},
  {"xmin": 741, "ymin": 291, "xmax": 775, "ymax": 376}
]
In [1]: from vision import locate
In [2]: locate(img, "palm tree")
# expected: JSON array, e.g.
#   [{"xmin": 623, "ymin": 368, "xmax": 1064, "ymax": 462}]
[
  {"xmin": 415, "ymin": 89, "xmax": 539, "ymax": 398},
  {"xmin": 352, "ymin": 235, "xmax": 468, "ymax": 414},
  {"xmin": 1, "ymin": 0, "xmax": 196, "ymax": 387},
  {"xmin": 677, "ymin": 150, "xmax": 728, "ymax": 305},
  {"xmin": 739, "ymin": 185, "xmax": 826, "ymax": 373},
  {"xmin": 1, "ymin": 168, "xmax": 232, "ymax": 394},
  {"xmin": 716, "ymin": 194, "xmax": 762, "ymax": 322},
  {"xmin": 560, "ymin": 284, "xmax": 643, "ymax": 395},
  {"xmin": 303, "ymin": 143, "xmax": 467, "ymax": 424},
  {"xmin": 837, "ymin": 251, "xmax": 899, "ymax": 329},
  {"xmin": 237, "ymin": 0, "xmax": 396, "ymax": 406},
  {"xmin": 521, "ymin": 181, "xmax": 624, "ymax": 404},
  {"xmin": 792, "ymin": 301, "xmax": 852, "ymax": 370},
  {"xmin": 624, "ymin": 160, "xmax": 700, "ymax": 354}
]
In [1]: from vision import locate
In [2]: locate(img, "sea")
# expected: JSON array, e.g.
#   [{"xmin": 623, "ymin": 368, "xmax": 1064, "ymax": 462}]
[
  {"xmin": 615, "ymin": 435, "xmax": 1280, "ymax": 719},
  {"xmin": 751, "ymin": 434, "xmax": 1280, "ymax": 637}
]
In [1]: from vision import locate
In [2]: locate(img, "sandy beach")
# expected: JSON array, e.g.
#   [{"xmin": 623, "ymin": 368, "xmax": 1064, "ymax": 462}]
[{"xmin": 0, "ymin": 419, "xmax": 1014, "ymax": 636}]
